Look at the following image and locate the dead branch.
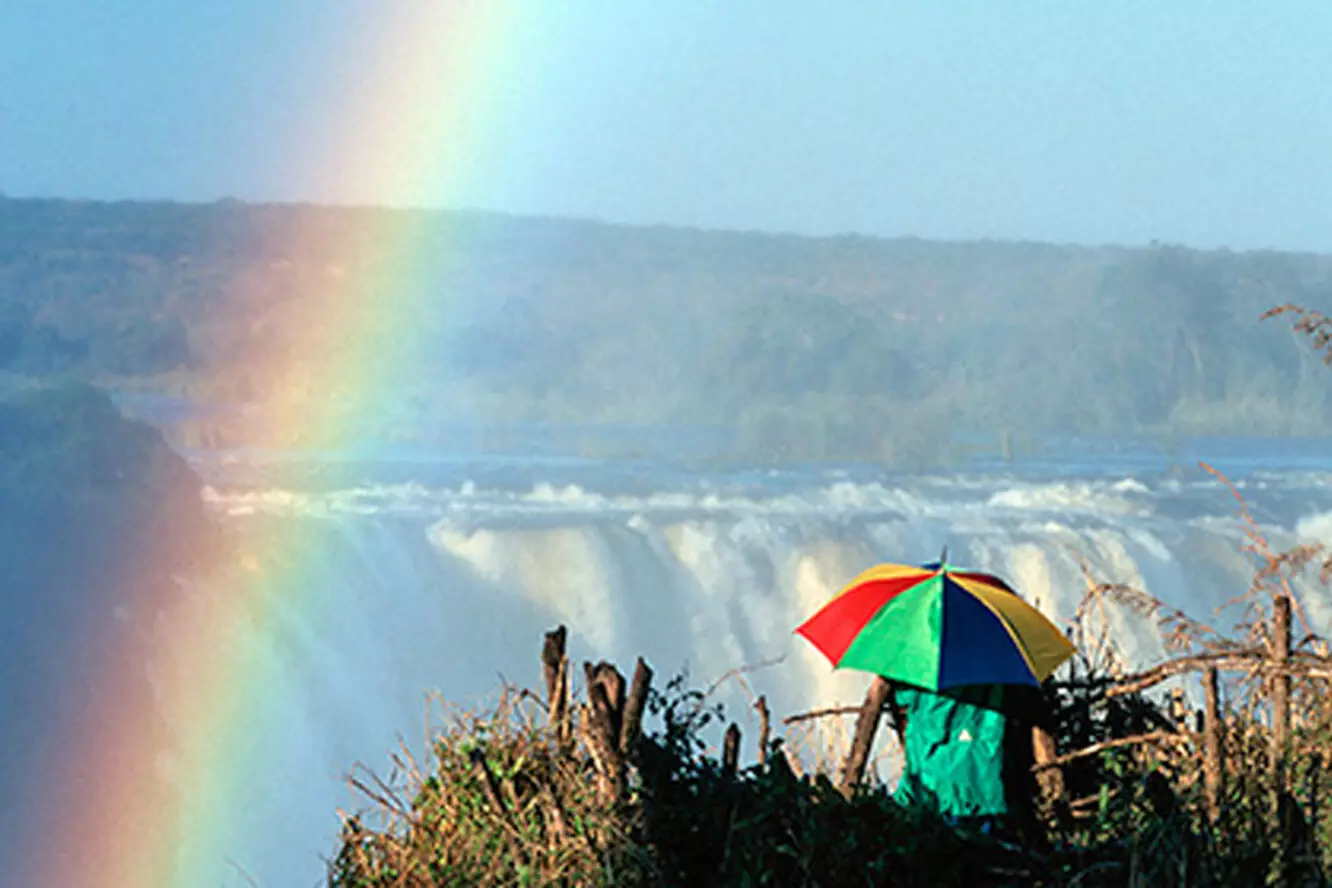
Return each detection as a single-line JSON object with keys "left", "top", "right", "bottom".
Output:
{"left": 1032, "top": 731, "right": 1194, "bottom": 773}
{"left": 1201, "top": 461, "right": 1319, "bottom": 642}
{"left": 783, "top": 704, "right": 864, "bottom": 726}
{"left": 1072, "top": 558, "right": 1222, "bottom": 653}
{"left": 1107, "top": 651, "right": 1265, "bottom": 697}
{"left": 468, "top": 748, "right": 528, "bottom": 866}
{"left": 703, "top": 655, "right": 786, "bottom": 708}
{"left": 1263, "top": 303, "right": 1332, "bottom": 365}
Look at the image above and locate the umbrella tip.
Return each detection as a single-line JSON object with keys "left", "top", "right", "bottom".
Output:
{"left": 939, "top": 545, "right": 948, "bottom": 567}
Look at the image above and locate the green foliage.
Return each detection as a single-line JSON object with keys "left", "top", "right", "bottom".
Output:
{"left": 1035, "top": 736, "right": 1325, "bottom": 887}
{"left": 328, "top": 693, "right": 645, "bottom": 888}
{"left": 632, "top": 682, "right": 1023, "bottom": 887}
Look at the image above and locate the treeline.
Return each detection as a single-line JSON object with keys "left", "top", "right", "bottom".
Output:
{"left": 2, "top": 196, "right": 1330, "bottom": 458}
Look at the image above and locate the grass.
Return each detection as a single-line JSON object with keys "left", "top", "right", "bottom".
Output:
{"left": 331, "top": 692, "right": 644, "bottom": 886}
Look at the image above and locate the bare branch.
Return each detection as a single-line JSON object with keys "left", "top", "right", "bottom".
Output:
{"left": 1032, "top": 731, "right": 1195, "bottom": 773}
{"left": 703, "top": 655, "right": 786, "bottom": 708}
{"left": 1263, "top": 303, "right": 1332, "bottom": 365}
{"left": 783, "top": 705, "right": 864, "bottom": 726}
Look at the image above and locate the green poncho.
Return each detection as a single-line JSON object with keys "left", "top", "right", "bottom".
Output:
{"left": 891, "top": 685, "right": 1010, "bottom": 819}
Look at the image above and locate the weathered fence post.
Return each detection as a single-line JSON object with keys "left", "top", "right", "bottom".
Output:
{"left": 619, "top": 657, "right": 653, "bottom": 757}
{"left": 582, "top": 661, "right": 627, "bottom": 803}
{"left": 755, "top": 695, "right": 771, "bottom": 767}
{"left": 1032, "top": 723, "right": 1064, "bottom": 809}
{"left": 541, "top": 626, "right": 567, "bottom": 697}
{"left": 542, "top": 626, "right": 570, "bottom": 741}
{"left": 1272, "top": 594, "right": 1294, "bottom": 875}
{"left": 1273, "top": 595, "right": 1292, "bottom": 768}
{"left": 590, "top": 661, "right": 627, "bottom": 744}
{"left": 1202, "top": 665, "right": 1222, "bottom": 823}
{"left": 722, "top": 723, "right": 741, "bottom": 777}
{"left": 840, "top": 676, "right": 892, "bottom": 797}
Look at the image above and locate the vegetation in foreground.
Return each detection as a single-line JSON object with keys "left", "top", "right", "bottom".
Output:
{"left": 328, "top": 544, "right": 1332, "bottom": 887}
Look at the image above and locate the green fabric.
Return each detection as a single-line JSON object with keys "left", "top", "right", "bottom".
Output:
{"left": 839, "top": 575, "right": 942, "bottom": 689}
{"left": 892, "top": 685, "right": 1009, "bottom": 818}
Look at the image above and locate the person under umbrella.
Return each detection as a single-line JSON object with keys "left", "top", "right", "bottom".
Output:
{"left": 796, "top": 551, "right": 1074, "bottom": 829}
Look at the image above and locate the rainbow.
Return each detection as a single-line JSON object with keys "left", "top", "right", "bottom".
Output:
{"left": 27, "top": 5, "right": 523, "bottom": 885}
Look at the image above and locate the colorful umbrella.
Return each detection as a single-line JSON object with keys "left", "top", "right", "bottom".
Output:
{"left": 795, "top": 556, "right": 1075, "bottom": 691}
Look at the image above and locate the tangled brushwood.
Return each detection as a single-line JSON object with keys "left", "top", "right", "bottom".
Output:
{"left": 327, "top": 649, "right": 1037, "bottom": 888}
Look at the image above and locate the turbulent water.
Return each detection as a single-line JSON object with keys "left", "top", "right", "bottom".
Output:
{"left": 148, "top": 439, "right": 1332, "bottom": 885}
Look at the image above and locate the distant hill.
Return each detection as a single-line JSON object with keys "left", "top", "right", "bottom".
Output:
{"left": 2, "top": 196, "right": 1330, "bottom": 461}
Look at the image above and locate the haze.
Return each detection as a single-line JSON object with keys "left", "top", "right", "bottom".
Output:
{"left": 2, "top": 2, "right": 1330, "bottom": 252}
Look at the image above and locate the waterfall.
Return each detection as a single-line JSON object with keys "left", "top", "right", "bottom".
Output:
{"left": 66, "top": 464, "right": 1332, "bottom": 883}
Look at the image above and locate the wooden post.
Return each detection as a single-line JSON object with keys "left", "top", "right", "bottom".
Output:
{"left": 1273, "top": 595, "right": 1292, "bottom": 779}
{"left": 755, "top": 695, "right": 771, "bottom": 767}
{"left": 583, "top": 662, "right": 626, "bottom": 803}
{"left": 840, "top": 676, "right": 892, "bottom": 797}
{"left": 591, "top": 661, "right": 627, "bottom": 744}
{"left": 619, "top": 657, "right": 653, "bottom": 757}
{"left": 1272, "top": 594, "right": 1293, "bottom": 862}
{"left": 541, "top": 626, "right": 570, "bottom": 740}
{"left": 541, "top": 626, "right": 567, "bottom": 701}
{"left": 1032, "top": 724, "right": 1064, "bottom": 810}
{"left": 722, "top": 723, "right": 741, "bottom": 777}
{"left": 1202, "top": 666, "right": 1222, "bottom": 823}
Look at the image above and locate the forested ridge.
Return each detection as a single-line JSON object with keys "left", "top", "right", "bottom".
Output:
{"left": 2, "top": 196, "right": 1329, "bottom": 460}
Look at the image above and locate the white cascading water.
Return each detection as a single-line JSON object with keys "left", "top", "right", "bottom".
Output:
{"left": 148, "top": 457, "right": 1332, "bottom": 886}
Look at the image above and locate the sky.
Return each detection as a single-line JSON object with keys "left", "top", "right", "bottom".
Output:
{"left": 1, "top": 1, "right": 1330, "bottom": 252}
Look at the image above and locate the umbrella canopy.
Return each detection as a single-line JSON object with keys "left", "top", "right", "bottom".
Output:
{"left": 795, "top": 558, "right": 1075, "bottom": 691}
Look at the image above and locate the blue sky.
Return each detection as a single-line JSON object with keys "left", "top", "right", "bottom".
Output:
{"left": 2, "top": 2, "right": 1330, "bottom": 251}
